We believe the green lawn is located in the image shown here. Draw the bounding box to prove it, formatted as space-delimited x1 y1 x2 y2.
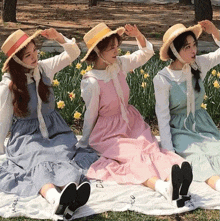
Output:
0 209 220 220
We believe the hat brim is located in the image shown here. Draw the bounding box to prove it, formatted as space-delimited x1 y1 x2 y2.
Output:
2 29 43 72
160 24 202 61
81 27 125 62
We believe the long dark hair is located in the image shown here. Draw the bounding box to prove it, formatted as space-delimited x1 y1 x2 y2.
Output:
168 31 201 92
8 40 50 117
86 33 122 63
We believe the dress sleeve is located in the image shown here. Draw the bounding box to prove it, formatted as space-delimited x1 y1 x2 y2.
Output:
38 34 81 82
196 31 220 81
76 77 100 148
153 74 175 152
118 38 154 76
0 80 13 154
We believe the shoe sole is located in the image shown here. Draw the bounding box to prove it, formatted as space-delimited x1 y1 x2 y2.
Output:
171 164 183 200
180 162 193 196
77 181 91 206
55 182 77 215
63 182 91 220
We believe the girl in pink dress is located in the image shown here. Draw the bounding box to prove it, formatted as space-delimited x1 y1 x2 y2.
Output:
77 22 193 207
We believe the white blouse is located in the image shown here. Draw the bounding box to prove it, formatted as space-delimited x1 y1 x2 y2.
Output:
153 34 220 152
0 35 80 154
77 38 154 148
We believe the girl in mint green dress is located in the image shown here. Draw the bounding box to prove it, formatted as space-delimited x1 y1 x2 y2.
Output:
154 20 220 191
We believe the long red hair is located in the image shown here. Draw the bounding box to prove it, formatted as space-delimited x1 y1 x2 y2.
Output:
8 40 51 117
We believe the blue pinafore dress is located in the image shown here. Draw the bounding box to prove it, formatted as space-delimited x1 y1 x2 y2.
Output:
165 75 220 181
0 67 98 197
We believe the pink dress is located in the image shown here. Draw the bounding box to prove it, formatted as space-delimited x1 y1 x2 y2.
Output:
86 70 183 184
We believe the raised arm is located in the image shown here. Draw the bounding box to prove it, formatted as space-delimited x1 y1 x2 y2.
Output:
196 20 220 80
118 24 154 75
38 28 81 81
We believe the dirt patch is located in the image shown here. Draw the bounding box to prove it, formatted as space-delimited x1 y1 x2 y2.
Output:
0 0 219 47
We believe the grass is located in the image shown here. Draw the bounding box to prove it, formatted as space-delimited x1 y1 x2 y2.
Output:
0 50 220 220
0 209 220 220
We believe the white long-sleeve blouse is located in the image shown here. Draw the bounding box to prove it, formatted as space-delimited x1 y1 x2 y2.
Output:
0 35 80 154
77 38 154 148
153 34 220 152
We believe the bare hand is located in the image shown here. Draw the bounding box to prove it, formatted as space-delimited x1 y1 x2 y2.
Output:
41 28 60 40
198 20 218 35
124 24 142 38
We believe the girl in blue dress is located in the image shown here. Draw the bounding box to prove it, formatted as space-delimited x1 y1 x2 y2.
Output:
0 28 98 219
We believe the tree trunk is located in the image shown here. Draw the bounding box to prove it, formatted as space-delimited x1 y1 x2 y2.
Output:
194 0 212 21
89 0 98 7
2 0 17 22
179 0 192 5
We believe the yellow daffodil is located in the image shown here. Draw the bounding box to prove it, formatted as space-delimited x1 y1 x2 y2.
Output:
140 69 145 74
76 63 82 69
125 51 130 55
74 111 82 120
204 94 208 100
40 51 46 56
213 80 220 89
212 69 217 76
118 48 122 55
201 103 207 110
141 82 147 88
57 100 65 109
80 70 86 76
144 73 150 79
68 91 75 101
86 65 92 71
217 72 220 78
52 79 60 86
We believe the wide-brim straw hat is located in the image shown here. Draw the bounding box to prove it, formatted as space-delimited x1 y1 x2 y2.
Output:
160 23 202 61
81 22 125 62
1 29 42 72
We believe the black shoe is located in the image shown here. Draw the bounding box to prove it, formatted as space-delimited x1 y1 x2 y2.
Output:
171 164 183 201
180 161 193 196
77 181 91 207
63 181 91 220
55 182 77 215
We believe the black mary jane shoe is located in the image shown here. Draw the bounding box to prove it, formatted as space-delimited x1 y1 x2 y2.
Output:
180 161 193 197
176 162 193 208
55 182 77 215
63 181 91 220
171 164 183 201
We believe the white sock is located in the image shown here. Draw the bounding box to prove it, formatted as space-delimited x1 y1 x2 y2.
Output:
155 179 171 201
215 179 220 192
45 188 61 205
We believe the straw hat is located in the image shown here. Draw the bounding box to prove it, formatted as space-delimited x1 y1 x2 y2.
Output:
160 23 202 61
81 22 125 62
1 29 42 72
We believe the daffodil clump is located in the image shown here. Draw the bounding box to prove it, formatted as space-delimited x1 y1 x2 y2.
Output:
0 50 219 127
203 68 220 121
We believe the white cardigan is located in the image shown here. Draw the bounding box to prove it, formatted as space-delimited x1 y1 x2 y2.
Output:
77 38 154 148
0 35 80 154
153 34 220 152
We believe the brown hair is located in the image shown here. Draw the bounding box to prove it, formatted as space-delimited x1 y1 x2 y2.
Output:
8 40 50 117
86 33 122 63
